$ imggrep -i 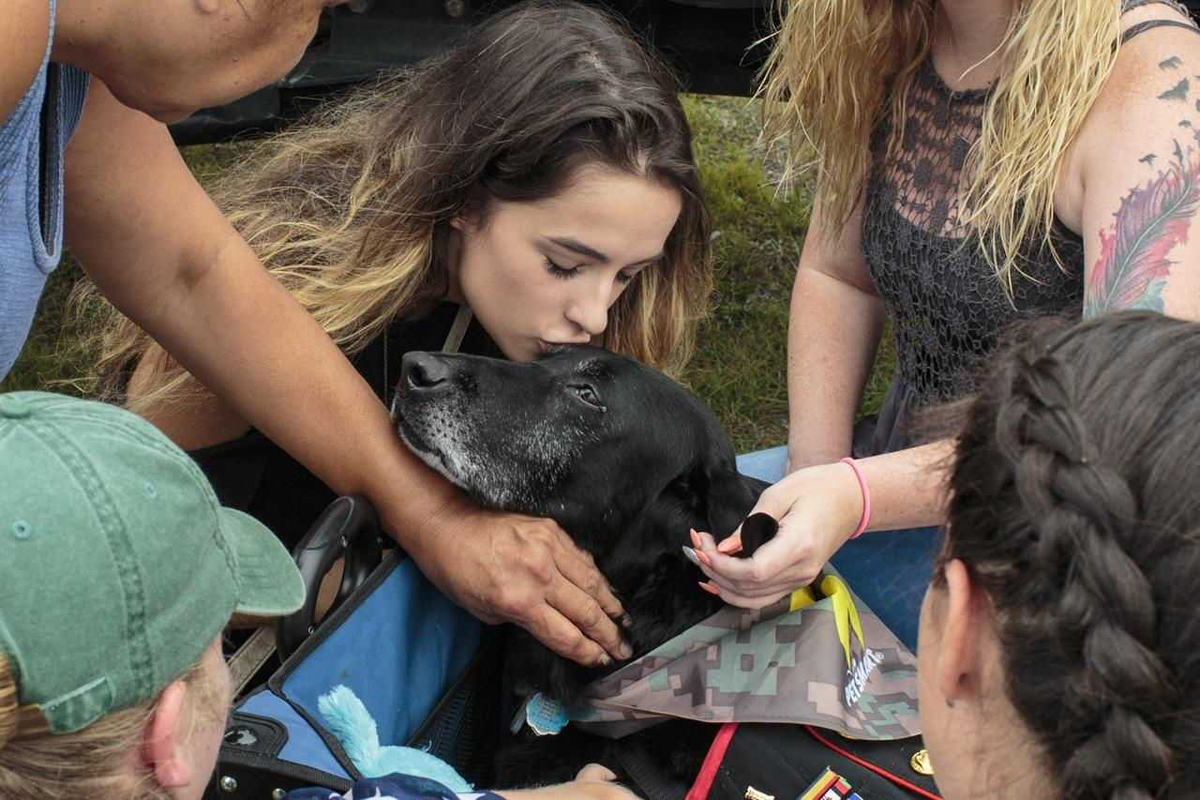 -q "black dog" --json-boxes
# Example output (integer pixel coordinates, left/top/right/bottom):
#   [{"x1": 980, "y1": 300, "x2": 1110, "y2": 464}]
[{"x1": 392, "y1": 346, "x2": 773, "y2": 792}]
